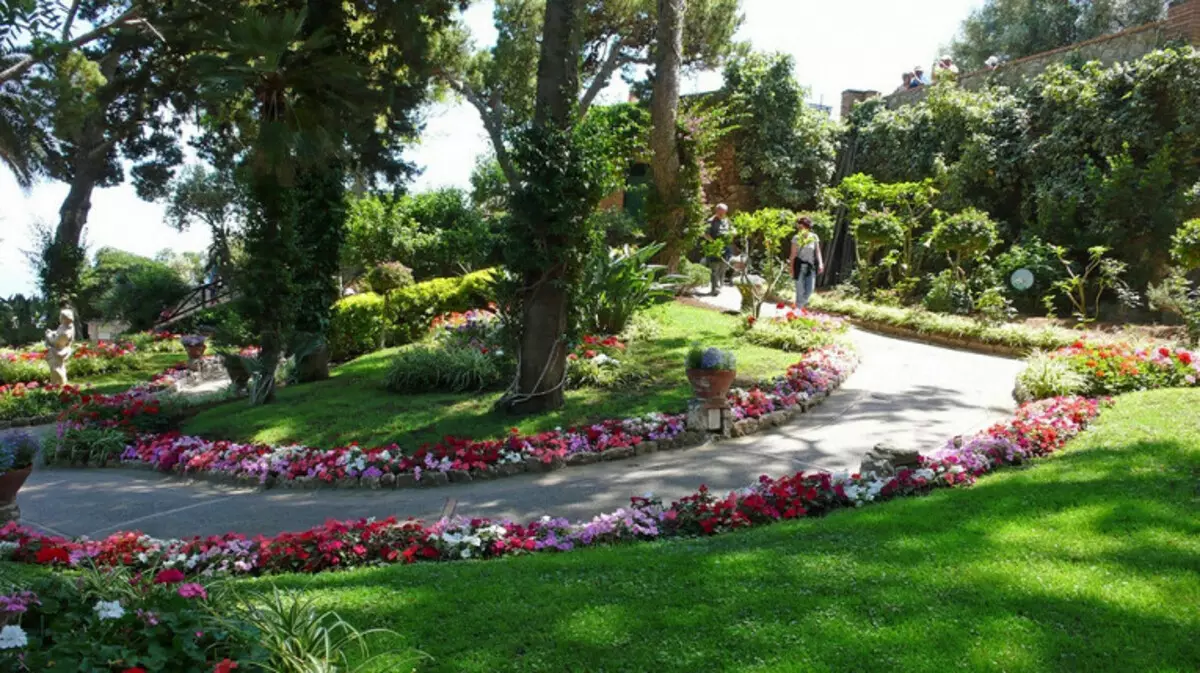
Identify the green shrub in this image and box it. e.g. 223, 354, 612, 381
329, 269, 496, 361
366, 262, 414, 294
384, 345, 510, 394
994, 236, 1065, 312
923, 269, 971, 314
1171, 218, 1200, 272
0, 358, 48, 385
329, 293, 388, 362
1013, 351, 1087, 402
741, 320, 836, 353
44, 426, 129, 466
669, 259, 711, 296
172, 302, 256, 348
574, 243, 671, 335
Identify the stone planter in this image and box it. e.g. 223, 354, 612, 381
0, 466, 32, 504
223, 355, 252, 391
686, 368, 736, 409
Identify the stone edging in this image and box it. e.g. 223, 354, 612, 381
834, 317, 1027, 359
0, 415, 57, 431
45, 370, 853, 493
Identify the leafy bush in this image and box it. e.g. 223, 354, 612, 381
670, 259, 711, 296
1148, 270, 1200, 346
1047, 341, 1198, 397
574, 243, 670, 335
923, 269, 972, 314
343, 188, 496, 281
929, 208, 999, 269
1013, 350, 1086, 402
384, 345, 509, 394
43, 426, 129, 466
994, 236, 1066, 312
1171, 218, 1200, 272
974, 286, 1018, 325
366, 262, 413, 294
329, 269, 496, 361
329, 294, 388, 362
79, 247, 191, 331
170, 301, 256, 348
742, 320, 836, 353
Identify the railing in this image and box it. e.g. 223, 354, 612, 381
155, 280, 234, 327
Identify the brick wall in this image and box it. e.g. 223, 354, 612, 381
1169, 0, 1200, 42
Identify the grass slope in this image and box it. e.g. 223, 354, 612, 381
256, 389, 1200, 672
86, 352, 188, 394
183, 303, 800, 449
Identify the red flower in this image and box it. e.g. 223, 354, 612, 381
214, 660, 238, 673
746, 316, 756, 325
1179, 351, 1193, 365
776, 302, 786, 309
153, 568, 186, 584
35, 546, 70, 564
123, 668, 148, 673
584, 350, 597, 359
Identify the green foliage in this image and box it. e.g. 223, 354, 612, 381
366, 262, 414, 295
930, 208, 1000, 262
949, 0, 1166, 71
1171, 219, 1200, 272
1147, 270, 1200, 346
79, 248, 191, 331
4, 570, 254, 673
1013, 350, 1087, 403
722, 51, 839, 209
329, 270, 496, 361
740, 319, 838, 353
172, 302, 256, 348
43, 426, 129, 467
791, 211, 836, 243
1044, 246, 1131, 325
0, 294, 47, 348
574, 242, 671, 335
670, 259, 713, 296
384, 345, 509, 394
850, 211, 904, 295
994, 236, 1066, 312
344, 189, 496, 281
923, 269, 973, 315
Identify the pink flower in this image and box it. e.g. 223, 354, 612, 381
153, 568, 186, 584
178, 583, 208, 600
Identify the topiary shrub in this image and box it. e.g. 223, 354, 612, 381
384, 345, 510, 393
929, 208, 1000, 274
366, 262, 414, 295
329, 269, 497, 361
329, 293, 387, 362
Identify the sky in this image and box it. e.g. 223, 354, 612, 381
0, 0, 981, 296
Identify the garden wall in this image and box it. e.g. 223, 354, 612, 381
884, 0, 1200, 109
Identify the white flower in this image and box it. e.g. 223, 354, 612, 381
913, 468, 935, 481
94, 600, 125, 621
441, 532, 463, 545
0, 625, 27, 649
463, 535, 482, 547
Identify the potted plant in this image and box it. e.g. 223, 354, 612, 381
0, 431, 38, 504
181, 334, 208, 360
685, 345, 737, 408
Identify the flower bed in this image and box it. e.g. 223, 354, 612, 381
0, 340, 142, 385
808, 294, 1082, 355
0, 382, 86, 426
740, 306, 848, 353
0, 396, 1103, 578
1015, 340, 1200, 402
54, 345, 858, 489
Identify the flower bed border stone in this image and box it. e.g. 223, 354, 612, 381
46, 348, 858, 492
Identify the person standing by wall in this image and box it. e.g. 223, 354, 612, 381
790, 216, 824, 308
702, 203, 734, 295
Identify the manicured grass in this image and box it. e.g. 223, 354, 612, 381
183, 303, 801, 449
85, 352, 188, 394
249, 389, 1200, 672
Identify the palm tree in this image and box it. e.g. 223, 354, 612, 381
0, 70, 43, 190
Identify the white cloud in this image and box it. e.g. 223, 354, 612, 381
0, 0, 981, 296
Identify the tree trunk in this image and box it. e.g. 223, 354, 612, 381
45, 164, 99, 304
648, 0, 686, 272
509, 272, 569, 413
507, 0, 582, 414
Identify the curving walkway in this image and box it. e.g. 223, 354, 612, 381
15, 295, 1024, 539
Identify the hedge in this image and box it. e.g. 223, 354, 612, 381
330, 269, 495, 361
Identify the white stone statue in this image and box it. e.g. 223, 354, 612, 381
43, 308, 76, 386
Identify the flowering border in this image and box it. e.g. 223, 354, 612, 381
64, 345, 859, 491
1, 395, 1104, 576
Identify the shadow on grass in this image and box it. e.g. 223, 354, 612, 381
253, 423, 1200, 672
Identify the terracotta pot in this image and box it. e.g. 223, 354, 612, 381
185, 343, 207, 360
686, 368, 737, 409
0, 466, 32, 504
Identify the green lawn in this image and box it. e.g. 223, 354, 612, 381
183, 303, 801, 449
250, 389, 1200, 672
86, 352, 188, 394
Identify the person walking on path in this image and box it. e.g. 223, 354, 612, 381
702, 203, 734, 295
790, 216, 824, 308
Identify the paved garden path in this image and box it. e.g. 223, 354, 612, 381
15, 292, 1024, 539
